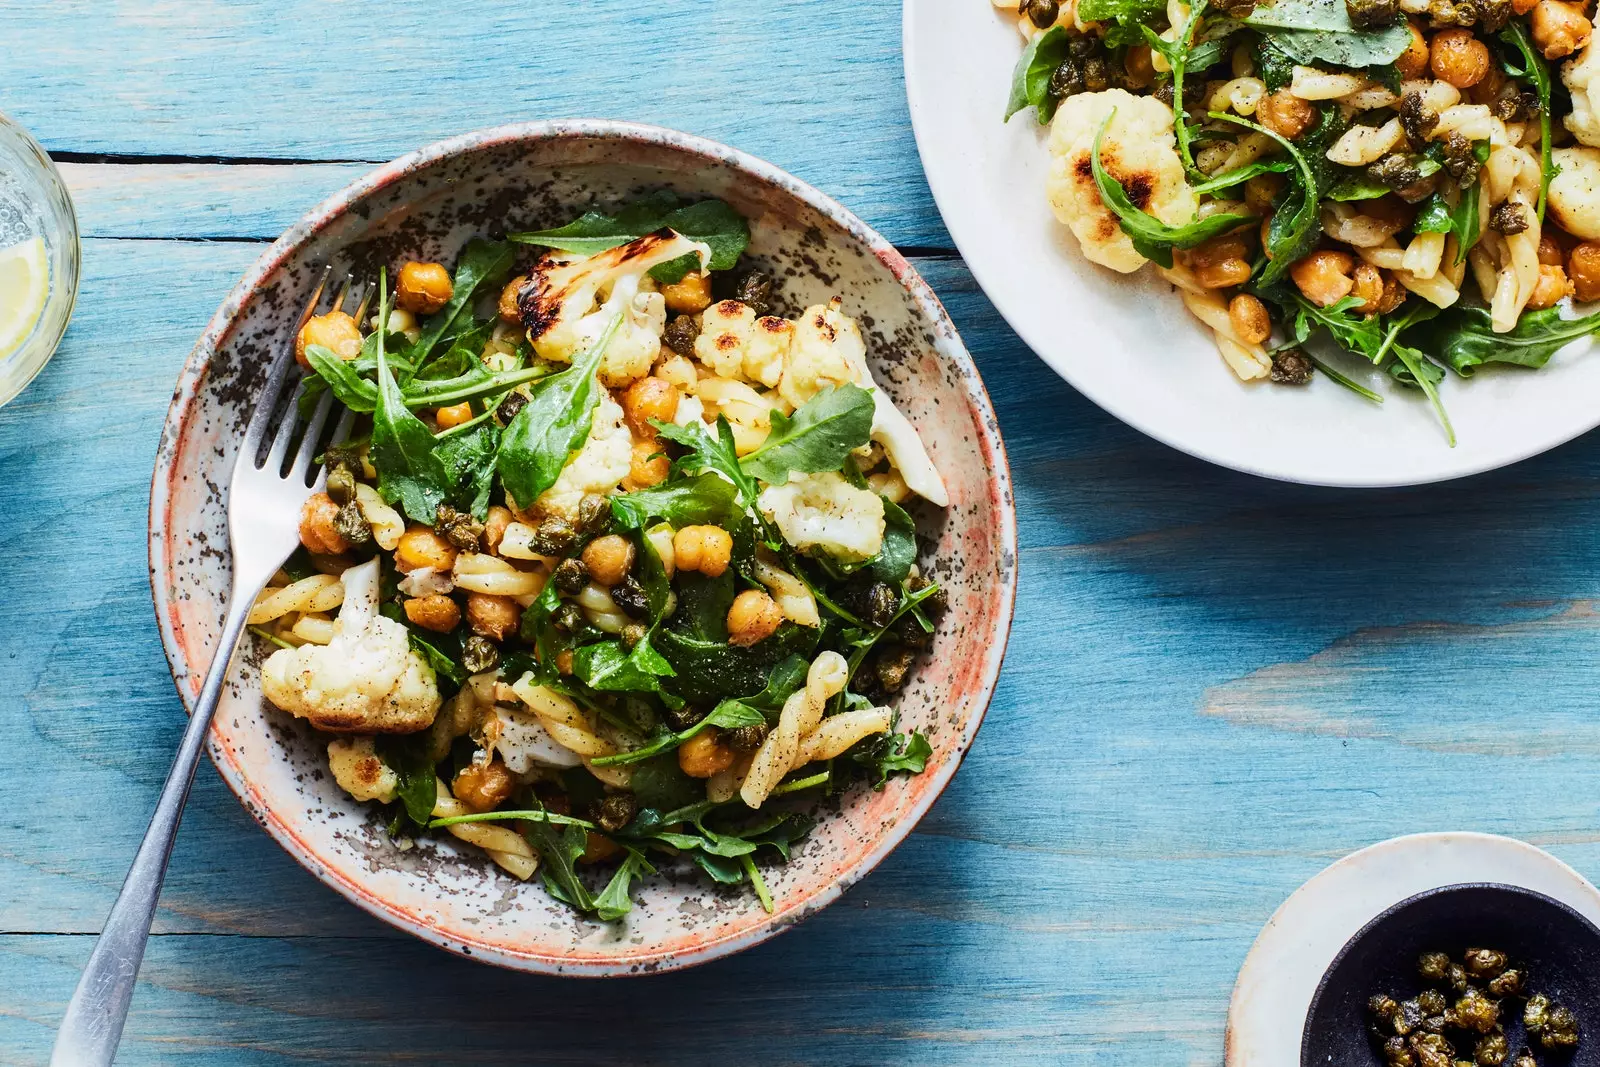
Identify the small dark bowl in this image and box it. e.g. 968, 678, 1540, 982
1303, 883, 1600, 1066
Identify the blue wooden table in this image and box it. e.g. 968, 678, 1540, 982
5, 3, 1600, 1063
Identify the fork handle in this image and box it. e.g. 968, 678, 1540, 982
51, 594, 253, 1067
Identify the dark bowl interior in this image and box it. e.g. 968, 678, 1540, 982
1303, 883, 1600, 1067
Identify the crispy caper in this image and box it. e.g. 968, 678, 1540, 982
1271, 349, 1315, 385
590, 793, 638, 834
663, 314, 700, 357
620, 622, 647, 650
552, 601, 586, 633
1049, 58, 1086, 100
861, 581, 900, 629
1490, 202, 1529, 235
462, 635, 499, 674
725, 723, 769, 752
496, 390, 528, 425
333, 500, 372, 548
1346, 0, 1399, 27
325, 466, 356, 506
1023, 0, 1059, 27
663, 703, 705, 731
1487, 969, 1523, 998
733, 271, 774, 317
1524, 994, 1551, 1034
1540, 1005, 1579, 1050
578, 493, 611, 536
610, 574, 650, 617
1369, 153, 1424, 191
1474, 1031, 1508, 1066
1462, 949, 1507, 979
1442, 134, 1482, 185
532, 516, 578, 556
552, 557, 589, 594
1420, 952, 1453, 983
1384, 1036, 1417, 1067
1396, 999, 1427, 1036
434, 505, 484, 552
1419, 990, 1448, 1016
1401, 93, 1440, 145
1408, 1032, 1455, 1067
1455, 989, 1499, 1033
1512, 1050, 1536, 1067
874, 646, 918, 693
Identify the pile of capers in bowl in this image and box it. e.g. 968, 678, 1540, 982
1368, 947, 1580, 1067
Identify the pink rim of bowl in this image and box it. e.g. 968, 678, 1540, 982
147, 119, 1018, 975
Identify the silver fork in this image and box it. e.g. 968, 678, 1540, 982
51, 269, 362, 1067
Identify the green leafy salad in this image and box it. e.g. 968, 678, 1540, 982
999, 0, 1600, 443
248, 193, 952, 920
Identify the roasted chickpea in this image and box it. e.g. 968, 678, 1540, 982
1258, 90, 1315, 140
1568, 241, 1600, 301
678, 729, 736, 778
452, 759, 515, 813
465, 592, 520, 641
395, 524, 457, 573
434, 401, 473, 430
1187, 233, 1254, 289
620, 376, 679, 432
1290, 249, 1356, 307
404, 594, 461, 633
298, 492, 350, 554
1378, 273, 1407, 314
624, 437, 670, 489
498, 275, 527, 325
582, 534, 636, 587
294, 310, 362, 369
1124, 44, 1155, 87
1396, 21, 1430, 79
727, 589, 783, 647
580, 832, 624, 864
659, 270, 714, 315
1228, 293, 1272, 345
1539, 232, 1566, 265
482, 505, 513, 555
1244, 173, 1286, 214
395, 261, 453, 315
673, 525, 734, 577
555, 648, 575, 675
1430, 29, 1490, 88
1531, 0, 1592, 58
1351, 262, 1386, 314
1527, 263, 1575, 309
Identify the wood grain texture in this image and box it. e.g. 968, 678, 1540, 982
5, 1, 1600, 1063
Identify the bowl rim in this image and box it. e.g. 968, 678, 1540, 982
1300, 880, 1600, 1065
145, 118, 1018, 975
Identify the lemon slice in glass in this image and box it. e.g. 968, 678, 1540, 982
0, 236, 49, 362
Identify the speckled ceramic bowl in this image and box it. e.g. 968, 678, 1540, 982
148, 120, 1016, 975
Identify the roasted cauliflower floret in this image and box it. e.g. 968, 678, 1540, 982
758, 470, 886, 562
261, 559, 441, 733
518, 230, 710, 385
1565, 40, 1600, 147
778, 299, 950, 506
327, 736, 399, 803
1549, 146, 1600, 239
535, 392, 634, 519
1046, 88, 1199, 273
695, 299, 758, 378
484, 705, 582, 773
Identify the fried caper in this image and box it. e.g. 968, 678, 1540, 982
434, 505, 484, 552
733, 271, 774, 317
552, 601, 586, 633
1455, 989, 1499, 1034
1401, 93, 1440, 145
1271, 349, 1315, 385
1524, 994, 1551, 1035
1487, 969, 1523, 998
1409, 1032, 1456, 1067
1385, 1035, 1417, 1067
577, 492, 611, 535
725, 723, 769, 752
1540, 1005, 1579, 1050
1347, 0, 1400, 27
610, 574, 650, 617
531, 516, 578, 556
620, 622, 647, 650
496, 390, 528, 424
1023, 0, 1059, 27
553, 557, 589, 594
873, 646, 918, 693
325, 465, 356, 506
1490, 202, 1529, 236
663, 703, 705, 731
1474, 1031, 1508, 1066
462, 635, 499, 674
590, 793, 638, 834
333, 500, 372, 548
1420, 990, 1448, 1016
663, 313, 700, 357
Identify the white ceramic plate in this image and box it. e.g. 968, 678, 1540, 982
903, 0, 1600, 486
1226, 832, 1600, 1065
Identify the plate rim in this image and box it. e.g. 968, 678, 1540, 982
901, 0, 1600, 488
146, 118, 1019, 975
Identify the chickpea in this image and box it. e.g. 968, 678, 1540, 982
1395, 22, 1430, 79
395, 261, 453, 315
1568, 241, 1600, 301
1539, 232, 1566, 266
404, 594, 461, 633
294, 310, 362, 369
452, 759, 515, 814
1351, 262, 1386, 314
498, 275, 528, 325
581, 534, 636, 586
624, 437, 670, 489
659, 270, 714, 315
1125, 44, 1155, 88
1187, 232, 1254, 289
1465, 62, 1507, 106
678, 729, 736, 778
1430, 29, 1490, 88
580, 832, 623, 864
1531, 0, 1592, 58
673, 525, 734, 577
727, 589, 783, 647
1527, 263, 1575, 309
1513, 0, 1538, 13
620, 376, 679, 433
298, 492, 350, 555
555, 648, 575, 675
1378, 274, 1407, 314
1260, 215, 1276, 258
465, 592, 520, 641
1290, 249, 1356, 307
434, 401, 473, 430
395, 524, 458, 573
1258, 90, 1315, 140
1228, 293, 1272, 345
1244, 173, 1286, 215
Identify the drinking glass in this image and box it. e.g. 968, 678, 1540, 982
0, 110, 79, 407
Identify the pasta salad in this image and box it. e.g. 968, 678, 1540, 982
1000, 0, 1600, 442
248, 193, 949, 921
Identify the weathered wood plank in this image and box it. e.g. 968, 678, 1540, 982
9, 0, 951, 248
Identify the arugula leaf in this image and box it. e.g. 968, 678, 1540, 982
628, 755, 704, 812
850, 727, 933, 790
590, 699, 766, 767
745, 655, 810, 711
1192, 159, 1292, 196
1090, 112, 1256, 269
1328, 176, 1398, 202
1244, 0, 1411, 68
1210, 111, 1322, 287
369, 274, 452, 523
609, 472, 741, 529
1410, 302, 1600, 376
496, 314, 620, 508
740, 384, 875, 485
375, 735, 438, 826
573, 638, 675, 693
1500, 22, 1554, 221
1005, 25, 1072, 124
1255, 36, 1298, 90
409, 631, 466, 687
509, 194, 750, 281
654, 415, 760, 505
406, 239, 515, 379
871, 497, 918, 585
593, 847, 655, 922
1449, 144, 1491, 264
655, 622, 820, 703
1142, 0, 1213, 181
529, 819, 595, 912
1290, 293, 1385, 358
1413, 191, 1454, 234
433, 420, 501, 519
303, 345, 378, 410
1078, 0, 1164, 21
